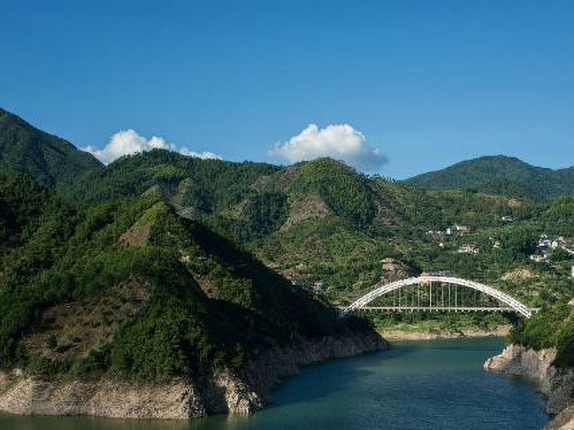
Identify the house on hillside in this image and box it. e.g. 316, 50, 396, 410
447, 225, 471, 236
530, 254, 547, 262
537, 235, 574, 255
552, 237, 568, 249
426, 230, 445, 239
457, 244, 479, 254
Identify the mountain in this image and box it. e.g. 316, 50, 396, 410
0, 108, 102, 190
3, 111, 570, 308
62, 149, 560, 305
405, 155, 574, 199
0, 173, 383, 416
4, 112, 574, 418
64, 151, 404, 231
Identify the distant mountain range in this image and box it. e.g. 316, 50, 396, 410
405, 155, 574, 200
4, 107, 564, 296
2, 107, 574, 200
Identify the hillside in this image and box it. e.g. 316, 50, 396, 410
3, 112, 574, 337
1, 174, 374, 373
0, 108, 102, 189
61, 149, 574, 310
0, 174, 384, 417
406, 155, 574, 200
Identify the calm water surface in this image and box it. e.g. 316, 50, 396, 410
0, 338, 550, 430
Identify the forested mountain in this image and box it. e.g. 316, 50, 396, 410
0, 108, 102, 190
2, 111, 574, 383
2, 109, 573, 311
406, 155, 574, 199
61, 149, 574, 307
0, 173, 368, 379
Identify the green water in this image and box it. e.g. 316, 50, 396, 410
0, 338, 550, 429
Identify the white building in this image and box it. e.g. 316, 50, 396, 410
447, 225, 471, 236
457, 244, 479, 254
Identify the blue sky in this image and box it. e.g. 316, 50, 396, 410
2, 0, 573, 178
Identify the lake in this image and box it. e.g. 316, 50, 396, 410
0, 338, 550, 430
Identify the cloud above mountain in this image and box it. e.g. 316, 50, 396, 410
269, 124, 387, 171
83, 129, 222, 165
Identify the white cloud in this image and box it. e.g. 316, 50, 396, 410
83, 129, 222, 165
269, 124, 387, 171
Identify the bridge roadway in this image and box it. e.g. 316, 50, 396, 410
353, 306, 541, 313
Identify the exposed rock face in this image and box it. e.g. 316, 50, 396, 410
0, 374, 206, 419
501, 267, 536, 281
546, 404, 574, 430
484, 344, 574, 429
381, 325, 510, 340
379, 258, 416, 283
0, 331, 386, 420
281, 194, 330, 230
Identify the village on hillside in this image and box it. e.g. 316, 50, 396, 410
426, 219, 574, 270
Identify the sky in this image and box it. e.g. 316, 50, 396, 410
2, 0, 574, 178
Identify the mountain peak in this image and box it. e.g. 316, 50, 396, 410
0, 108, 102, 189
406, 155, 574, 199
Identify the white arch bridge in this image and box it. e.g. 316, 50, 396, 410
343, 276, 538, 318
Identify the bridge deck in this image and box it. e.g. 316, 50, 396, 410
355, 306, 540, 313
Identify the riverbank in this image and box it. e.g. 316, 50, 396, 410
379, 325, 510, 340
484, 344, 574, 429
0, 330, 387, 420
0, 337, 549, 430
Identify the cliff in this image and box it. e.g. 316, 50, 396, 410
0, 331, 386, 419
484, 344, 574, 429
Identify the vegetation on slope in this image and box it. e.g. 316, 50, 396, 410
0, 175, 365, 381
57, 150, 574, 311
405, 155, 574, 200
0, 109, 102, 190
4, 110, 574, 369
509, 304, 574, 367
64, 149, 279, 208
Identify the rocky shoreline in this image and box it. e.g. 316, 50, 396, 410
484, 344, 574, 429
0, 330, 387, 420
380, 325, 510, 341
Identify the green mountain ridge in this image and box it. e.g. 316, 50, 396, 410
0, 173, 366, 379
406, 155, 574, 199
0, 108, 102, 190
3, 109, 574, 381
57, 148, 574, 307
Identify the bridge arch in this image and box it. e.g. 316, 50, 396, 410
343, 276, 533, 318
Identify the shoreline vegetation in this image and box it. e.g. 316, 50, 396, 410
369, 313, 512, 340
